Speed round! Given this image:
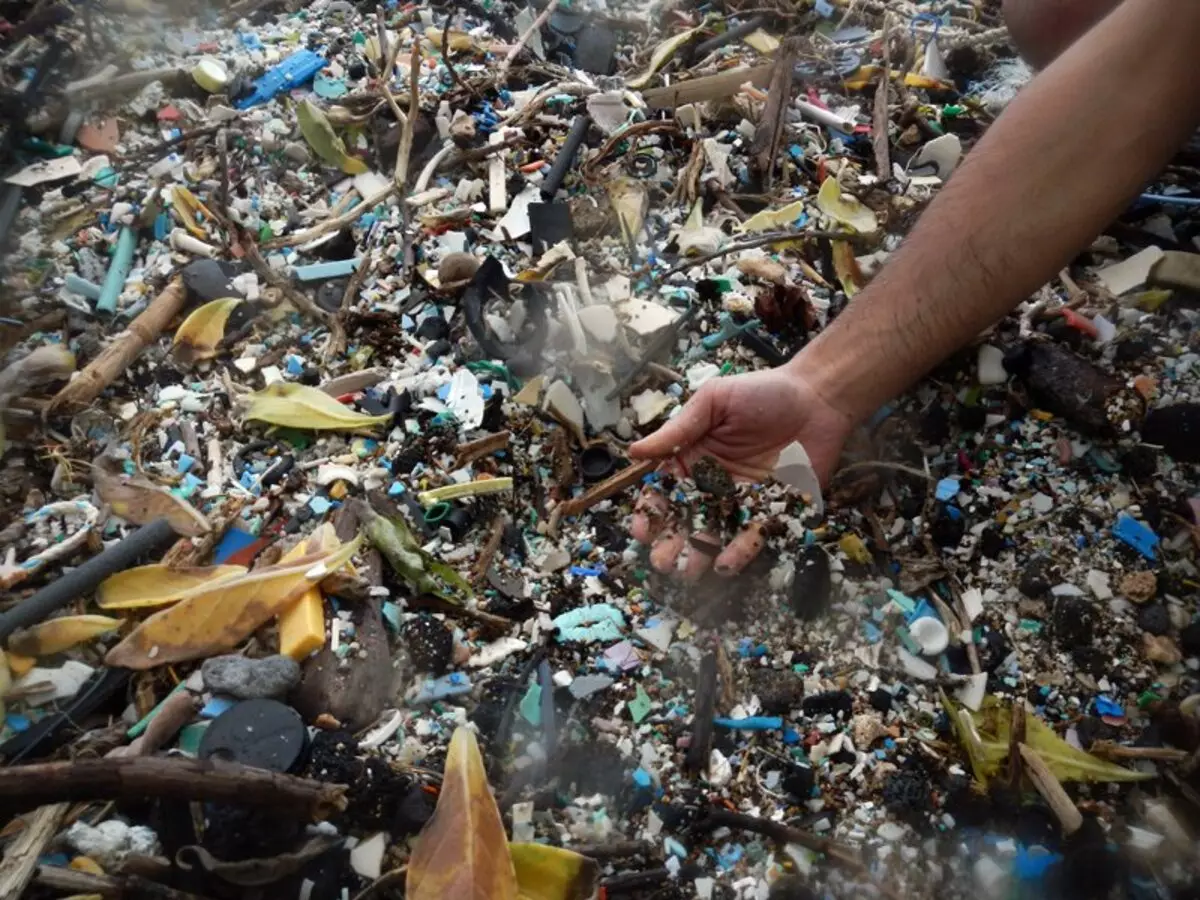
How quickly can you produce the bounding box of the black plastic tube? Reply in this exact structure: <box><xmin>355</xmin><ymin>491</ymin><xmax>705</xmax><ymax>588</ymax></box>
<box><xmin>0</xmin><ymin>517</ymin><xmax>176</xmax><ymax>642</ymax></box>
<box><xmin>692</xmin><ymin>17</ymin><xmax>764</xmax><ymax>58</ymax></box>
<box><xmin>540</xmin><ymin>114</ymin><xmax>591</xmax><ymax>200</ymax></box>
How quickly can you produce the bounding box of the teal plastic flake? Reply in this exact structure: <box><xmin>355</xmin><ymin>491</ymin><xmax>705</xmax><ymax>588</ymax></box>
<box><xmin>519</xmin><ymin>682</ymin><xmax>542</xmax><ymax>726</ymax></box>
<box><xmin>629</xmin><ymin>684</ymin><xmax>652</xmax><ymax>723</ymax></box>
<box><xmin>553</xmin><ymin>603</ymin><xmax>626</xmax><ymax>643</ymax></box>
<box><xmin>886</xmin><ymin>589</ymin><xmax>916</xmax><ymax>615</ymax></box>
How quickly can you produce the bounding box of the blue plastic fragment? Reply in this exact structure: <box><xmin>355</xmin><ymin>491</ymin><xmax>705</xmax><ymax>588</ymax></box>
<box><xmin>309</xmin><ymin>495</ymin><xmax>333</xmax><ymax>515</ymax></box>
<box><xmin>935</xmin><ymin>477</ymin><xmax>960</xmax><ymax>502</ymax></box>
<box><xmin>906</xmin><ymin>598</ymin><xmax>938</xmax><ymax>624</ymax></box>
<box><xmin>1094</xmin><ymin>695</ymin><xmax>1124</xmax><ymax>719</ymax></box>
<box><xmin>177</xmin><ymin>453</ymin><xmax>195</xmax><ymax>474</ymax></box>
<box><xmin>235</xmin><ymin>50</ymin><xmax>327</xmax><ymax>109</ymax></box>
<box><xmin>861</xmin><ymin>621</ymin><xmax>882</xmax><ymax>643</ymax></box>
<box><xmin>293</xmin><ymin>257</ymin><xmax>361</xmax><ymax>281</ymax></box>
<box><xmin>716</xmin><ymin>843</ymin><xmax>744</xmax><ymax>870</ymax></box>
<box><xmin>782</xmin><ymin>727</ymin><xmax>800</xmax><ymax>744</ymax></box>
<box><xmin>64</xmin><ymin>274</ymin><xmax>102</xmax><ymax>300</ymax></box>
<box><xmin>388</xmin><ymin>481</ymin><xmax>406</xmax><ymax>496</ymax></box>
<box><xmin>1113</xmin><ymin>513</ymin><xmax>1159</xmax><ymax>560</ymax></box>
<box><xmin>411</xmin><ymin>672</ymin><xmax>472</xmax><ymax>704</ymax></box>
<box><xmin>201</xmin><ymin>697</ymin><xmax>236</xmax><ymax>719</ymax></box>
<box><xmin>5</xmin><ymin>713</ymin><xmax>30</xmax><ymax>732</ymax></box>
<box><xmin>214</xmin><ymin>526</ymin><xmax>259</xmax><ymax>564</ymax></box>
<box><xmin>632</xmin><ymin>768</ymin><xmax>652</xmax><ymax>788</ymax></box>
<box><xmin>285</xmin><ymin>354</ymin><xmax>305</xmax><ymax>376</ymax></box>
<box><xmin>381</xmin><ymin>601</ymin><xmax>402</xmax><ymax>632</ymax></box>
<box><xmin>714</xmin><ymin>716</ymin><xmax>783</xmax><ymax>731</ymax></box>
<box><xmin>664</xmin><ymin>837</ymin><xmax>688</xmax><ymax>859</ymax></box>
<box><xmin>1014</xmin><ymin>846</ymin><xmax>1061</xmax><ymax>880</ymax></box>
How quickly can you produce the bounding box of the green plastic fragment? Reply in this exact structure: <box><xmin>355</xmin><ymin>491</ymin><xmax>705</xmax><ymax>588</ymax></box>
<box><xmin>177</xmin><ymin>722</ymin><xmax>209</xmax><ymax>756</ymax></box>
<box><xmin>127</xmin><ymin>682</ymin><xmax>188</xmax><ymax>739</ymax></box>
<box><xmin>629</xmin><ymin>685</ymin><xmax>652</xmax><ymax>724</ymax></box>
<box><xmin>519</xmin><ymin>682</ymin><xmax>542</xmax><ymax>726</ymax></box>
<box><xmin>1137</xmin><ymin>691</ymin><xmax>1162</xmax><ymax>708</ymax></box>
<box><xmin>1018</xmin><ymin>619</ymin><xmax>1043</xmax><ymax>633</ymax></box>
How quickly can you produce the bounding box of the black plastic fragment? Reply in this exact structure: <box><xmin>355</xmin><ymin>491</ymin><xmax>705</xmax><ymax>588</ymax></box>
<box><xmin>199</xmin><ymin>699</ymin><xmax>309</xmax><ymax>774</ymax></box>
<box><xmin>789</xmin><ymin>545</ymin><xmax>832</xmax><ymax>620</ymax></box>
<box><xmin>1003</xmin><ymin>342</ymin><xmax>1130</xmax><ymax>434</ymax></box>
<box><xmin>462</xmin><ymin>257</ymin><xmax>547</xmax><ymax>373</ymax></box>
<box><xmin>571</xmin><ymin>23</ymin><xmax>619</xmax><ymax>75</ymax></box>
<box><xmin>529</xmin><ymin>202</ymin><xmax>574</xmax><ymax>255</ymax></box>
<box><xmin>0</xmin><ymin>667</ymin><xmax>131</xmax><ymax>763</ymax></box>
<box><xmin>540</xmin><ymin>115</ymin><xmax>591</xmax><ymax>200</ymax></box>
<box><xmin>1141</xmin><ymin>402</ymin><xmax>1200</xmax><ymax>463</ymax></box>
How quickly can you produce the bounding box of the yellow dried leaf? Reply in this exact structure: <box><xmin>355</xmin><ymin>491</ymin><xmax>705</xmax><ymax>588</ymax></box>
<box><xmin>69</xmin><ymin>856</ymin><xmax>107</xmax><ymax>875</ymax></box>
<box><xmin>92</xmin><ymin>467</ymin><xmax>210</xmax><ymax>538</ymax></box>
<box><xmin>8</xmin><ymin>615</ymin><xmax>121</xmax><ymax>658</ymax></box>
<box><xmin>245</xmin><ymin>383</ymin><xmax>394</xmax><ymax>432</ymax></box>
<box><xmin>171</xmin><ymin>186</ymin><xmax>216</xmax><ymax>240</ymax></box>
<box><xmin>407</xmin><ymin>727</ymin><xmax>518</xmax><ymax>900</ymax></box>
<box><xmin>816</xmin><ymin>177</ymin><xmax>877</xmax><ymax>234</ymax></box>
<box><xmin>741</xmin><ymin>200</ymin><xmax>806</xmax><ymax>233</ymax></box>
<box><xmin>628</xmin><ymin>25</ymin><xmax>704</xmax><ymax>89</ymax></box>
<box><xmin>6</xmin><ymin>653</ymin><xmax>33</xmax><ymax>678</ymax></box>
<box><xmin>104</xmin><ymin>531</ymin><xmax>360</xmax><ymax>669</ymax></box>
<box><xmin>173</xmin><ymin>297</ymin><xmax>242</xmax><ymax>365</ymax></box>
<box><xmin>831</xmin><ymin>240</ymin><xmax>864</xmax><ymax>297</ymax></box>
<box><xmin>426</xmin><ymin>30</ymin><xmax>477</xmax><ymax>53</ymax></box>
<box><xmin>297</xmin><ymin>99</ymin><xmax>368</xmax><ymax>175</ymax></box>
<box><xmin>512</xmin><ymin>844</ymin><xmax>599</xmax><ymax>900</ymax></box>
<box><xmin>607</xmin><ymin>178</ymin><xmax>647</xmax><ymax>245</ymax></box>
<box><xmin>97</xmin><ymin>564</ymin><xmax>248</xmax><ymax>610</ymax></box>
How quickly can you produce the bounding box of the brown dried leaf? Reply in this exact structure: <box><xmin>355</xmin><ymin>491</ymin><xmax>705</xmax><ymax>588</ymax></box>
<box><xmin>92</xmin><ymin>466</ymin><xmax>210</xmax><ymax>538</ymax></box>
<box><xmin>105</xmin><ymin>526</ymin><xmax>360</xmax><ymax>669</ymax></box>
<box><xmin>407</xmin><ymin>726</ymin><xmax>518</xmax><ymax>900</ymax></box>
<box><xmin>173</xmin><ymin>297</ymin><xmax>242</xmax><ymax>365</ymax></box>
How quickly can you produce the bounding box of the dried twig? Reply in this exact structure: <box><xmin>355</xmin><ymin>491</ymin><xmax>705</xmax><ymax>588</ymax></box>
<box><xmin>872</xmin><ymin>14</ymin><xmax>892</xmax><ymax>177</ymax></box>
<box><xmin>1018</xmin><ymin>743</ymin><xmax>1083</xmax><ymax>835</ymax></box>
<box><xmin>752</xmin><ymin>38</ymin><xmax>799</xmax><ymax>187</ymax></box>
<box><xmin>47</xmin><ymin>278</ymin><xmax>187</xmax><ymax>415</ymax></box>
<box><xmin>395</xmin><ymin>42</ymin><xmax>421</xmax><ymax>187</ymax></box>
<box><xmin>240</xmin><ymin>234</ymin><xmax>333</xmax><ymax>326</ymax></box>
<box><xmin>496</xmin><ymin>1</ymin><xmax>555</xmax><ymax>83</ymax></box>
<box><xmin>262</xmin><ymin>184</ymin><xmax>397</xmax><ymax>250</ymax></box>
<box><xmin>0</xmin><ymin>757</ymin><xmax>346</xmax><ymax>821</ymax></box>
<box><xmin>37</xmin><ymin>865</ymin><xmax>215</xmax><ymax>900</ymax></box>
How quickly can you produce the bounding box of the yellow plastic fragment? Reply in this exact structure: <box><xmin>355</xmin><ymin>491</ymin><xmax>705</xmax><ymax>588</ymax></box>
<box><xmin>6</xmin><ymin>653</ymin><xmax>35</xmax><ymax>677</ymax></box>
<box><xmin>69</xmin><ymin>856</ymin><xmax>106</xmax><ymax>876</ymax></box>
<box><xmin>417</xmin><ymin>477</ymin><xmax>514</xmax><ymax>507</ymax></box>
<box><xmin>276</xmin><ymin>531</ymin><xmax>333</xmax><ymax>661</ymax></box>
<box><xmin>839</xmin><ymin>533</ymin><xmax>872</xmax><ymax>566</ymax></box>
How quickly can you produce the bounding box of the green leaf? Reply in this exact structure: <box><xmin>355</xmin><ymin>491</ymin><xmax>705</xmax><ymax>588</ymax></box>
<box><xmin>244</xmin><ymin>383</ymin><xmax>393</xmax><ymax>432</ymax></box>
<box><xmin>296</xmin><ymin>99</ymin><xmax>368</xmax><ymax>175</ymax></box>
<box><xmin>941</xmin><ymin>693</ymin><xmax>1154</xmax><ymax>787</ymax></box>
<box><xmin>1025</xmin><ymin>713</ymin><xmax>1154</xmax><ymax>783</ymax></box>
<box><xmin>361</xmin><ymin>504</ymin><xmax>473</xmax><ymax>602</ymax></box>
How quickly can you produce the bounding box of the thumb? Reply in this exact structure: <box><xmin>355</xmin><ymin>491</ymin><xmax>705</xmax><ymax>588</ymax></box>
<box><xmin>630</xmin><ymin>385</ymin><xmax>717</xmax><ymax>460</ymax></box>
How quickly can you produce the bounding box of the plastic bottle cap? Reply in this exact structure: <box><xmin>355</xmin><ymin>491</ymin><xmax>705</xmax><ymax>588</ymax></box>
<box><xmin>909</xmin><ymin>616</ymin><xmax>949</xmax><ymax>656</ymax></box>
<box><xmin>580</xmin><ymin>445</ymin><xmax>616</xmax><ymax>482</ymax></box>
<box><xmin>193</xmin><ymin>57</ymin><xmax>230</xmax><ymax>93</ymax></box>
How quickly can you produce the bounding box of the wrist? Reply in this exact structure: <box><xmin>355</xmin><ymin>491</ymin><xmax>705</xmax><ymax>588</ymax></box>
<box><xmin>786</xmin><ymin>330</ymin><xmax>879</xmax><ymax>428</ymax></box>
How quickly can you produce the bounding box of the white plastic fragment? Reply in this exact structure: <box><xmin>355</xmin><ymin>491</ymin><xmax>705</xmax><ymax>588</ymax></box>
<box><xmin>773</xmin><ymin>442</ymin><xmax>824</xmax><ymax>515</ymax></box>
<box><xmin>496</xmin><ymin>184</ymin><xmax>540</xmax><ymax>239</ymax></box>
<box><xmin>468</xmin><ymin>636</ymin><xmax>529</xmax><ymax>668</ymax></box>
<box><xmin>1096</xmin><ymin>246</ymin><xmax>1164</xmax><ymax>296</ymax></box>
<box><xmin>954</xmin><ymin>672</ymin><xmax>988</xmax><ymax>712</ymax></box>
<box><xmin>973</xmin><ymin>856</ymin><xmax>1008</xmax><ymax>898</ymax></box>
<box><xmin>544</xmin><ymin>379</ymin><xmax>585</xmax><ymax>439</ymax></box>
<box><xmin>909</xmin><ymin>616</ymin><xmax>949</xmax><ymax>656</ymax></box>
<box><xmin>349</xmin><ymin>832</ymin><xmax>387</xmax><ymax>879</ymax></box>
<box><xmin>960</xmin><ymin>587</ymin><xmax>984</xmax><ymax>623</ymax></box>
<box><xmin>6</xmin><ymin>155</ymin><xmax>82</xmax><ymax>186</ymax></box>
<box><xmin>630</xmin><ymin>389</ymin><xmax>675</xmax><ymax>426</ymax></box>
<box><xmin>359</xmin><ymin>709</ymin><xmax>404</xmax><ymax>750</ymax></box>
<box><xmin>577</xmin><ymin>305</ymin><xmax>619</xmax><ymax>343</ymax></box>
<box><xmin>65</xmin><ymin>820</ymin><xmax>161</xmax><ymax>868</ymax></box>
<box><xmin>1086</xmin><ymin>569</ymin><xmax>1113</xmax><ymax>600</ymax></box>
<box><xmin>976</xmin><ymin>344</ymin><xmax>1008</xmax><ymax>385</ymax></box>
<box><xmin>908</xmin><ymin>133</ymin><xmax>962</xmax><ymax>181</ymax></box>
<box><xmin>618</xmin><ymin>297</ymin><xmax>680</xmax><ymax>336</ymax></box>
<box><xmin>444</xmin><ymin>367</ymin><xmax>485</xmax><ymax>430</ymax></box>
<box><xmin>636</xmin><ymin>616</ymin><xmax>678</xmax><ymax>653</ymax></box>
<box><xmin>13</xmin><ymin>661</ymin><xmax>96</xmax><ymax>705</ymax></box>
<box><xmin>896</xmin><ymin>647</ymin><xmax>938</xmax><ymax>681</ymax></box>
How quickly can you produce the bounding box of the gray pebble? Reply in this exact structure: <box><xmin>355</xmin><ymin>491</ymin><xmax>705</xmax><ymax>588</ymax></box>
<box><xmin>201</xmin><ymin>654</ymin><xmax>301</xmax><ymax>700</ymax></box>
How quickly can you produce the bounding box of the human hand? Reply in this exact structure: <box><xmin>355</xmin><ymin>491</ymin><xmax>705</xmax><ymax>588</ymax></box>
<box><xmin>627</xmin><ymin>362</ymin><xmax>855</xmax><ymax>578</ymax></box>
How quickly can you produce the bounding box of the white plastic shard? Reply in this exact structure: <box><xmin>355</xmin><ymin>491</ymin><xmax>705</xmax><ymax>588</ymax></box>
<box><xmin>773</xmin><ymin>441</ymin><xmax>824</xmax><ymax>516</ymax></box>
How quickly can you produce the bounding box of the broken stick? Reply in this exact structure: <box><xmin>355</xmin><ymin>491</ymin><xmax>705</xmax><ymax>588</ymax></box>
<box><xmin>0</xmin><ymin>757</ymin><xmax>346</xmax><ymax>821</ymax></box>
<box><xmin>48</xmin><ymin>277</ymin><xmax>187</xmax><ymax>415</ymax></box>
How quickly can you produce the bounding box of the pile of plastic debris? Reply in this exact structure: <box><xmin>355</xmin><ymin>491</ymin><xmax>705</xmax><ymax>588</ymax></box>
<box><xmin>0</xmin><ymin>0</ymin><xmax>1197</xmax><ymax>899</ymax></box>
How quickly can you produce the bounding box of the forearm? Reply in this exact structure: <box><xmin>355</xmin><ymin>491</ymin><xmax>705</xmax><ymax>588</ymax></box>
<box><xmin>798</xmin><ymin>0</ymin><xmax>1200</xmax><ymax>423</ymax></box>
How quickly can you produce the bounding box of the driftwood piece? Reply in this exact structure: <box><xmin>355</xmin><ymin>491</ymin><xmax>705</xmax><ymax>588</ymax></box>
<box><xmin>37</xmin><ymin>864</ymin><xmax>215</xmax><ymax>899</ymax></box>
<box><xmin>0</xmin><ymin>758</ymin><xmax>346</xmax><ymax>821</ymax></box>
<box><xmin>751</xmin><ymin>39</ymin><xmax>800</xmax><ymax>186</ymax></box>
<box><xmin>48</xmin><ymin>277</ymin><xmax>187</xmax><ymax>415</ymax></box>
<box><xmin>0</xmin><ymin>803</ymin><xmax>68</xmax><ymax>898</ymax></box>
<box><xmin>641</xmin><ymin>65</ymin><xmax>773</xmax><ymax>109</ymax></box>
